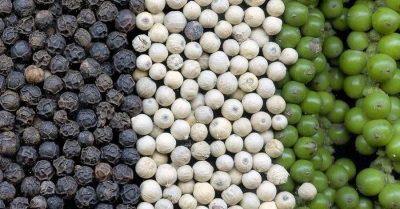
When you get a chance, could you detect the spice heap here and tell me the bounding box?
[132,0,301,208]
[0,0,143,208]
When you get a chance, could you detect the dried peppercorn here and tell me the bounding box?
[101,62,115,76]
[36,98,57,118]
[38,142,59,160]
[61,0,82,10]
[16,146,38,166]
[20,176,40,198]
[10,197,29,209]
[0,156,12,171]
[95,74,113,92]
[20,85,42,105]
[53,110,68,127]
[10,40,32,61]
[58,91,79,112]
[33,160,55,181]
[79,84,102,106]
[96,1,118,22]
[129,0,145,14]
[77,9,96,27]
[59,120,80,139]
[62,71,84,90]
[6,71,25,90]
[109,112,131,131]
[39,121,58,140]
[16,106,35,125]
[4,13,18,27]
[56,15,78,37]
[77,131,94,147]
[24,65,44,84]
[95,102,115,126]
[77,109,98,130]
[0,90,20,111]
[74,165,94,186]
[40,181,56,196]
[106,31,128,51]
[94,162,112,182]
[30,196,47,209]
[0,0,12,15]
[120,148,139,165]
[35,10,54,30]
[74,186,98,208]
[96,203,113,209]
[0,181,15,201]
[49,55,69,74]
[74,28,91,47]
[79,58,102,79]
[22,126,41,145]
[96,181,119,202]
[120,184,140,205]
[89,42,110,63]
[185,21,204,41]
[4,163,25,184]
[1,27,19,45]
[94,126,113,144]
[106,89,124,106]
[112,164,133,184]
[120,95,142,117]
[17,16,35,35]
[89,21,108,39]
[80,146,101,166]
[115,74,135,94]
[64,43,86,64]
[56,176,78,199]
[29,31,47,50]
[46,196,64,209]
[118,129,137,147]
[0,111,15,131]
[0,54,14,76]
[0,131,20,156]
[13,0,35,17]
[114,9,136,33]
[46,33,66,55]
[43,75,64,94]
[101,143,121,164]
[63,140,81,158]
[53,156,74,176]
[33,50,52,68]
[112,50,136,73]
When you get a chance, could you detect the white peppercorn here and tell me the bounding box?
[210,171,231,191]
[225,6,244,25]
[260,129,274,143]
[185,111,196,126]
[149,43,169,62]
[244,0,265,6]
[137,202,155,209]
[263,42,282,61]
[240,192,260,209]
[256,78,275,99]
[164,71,183,89]
[195,0,212,6]
[262,16,283,36]
[211,0,229,13]
[279,48,298,65]
[244,132,264,153]
[267,61,286,81]
[132,34,152,53]
[149,23,169,43]
[166,33,186,54]
[171,98,191,119]
[267,164,289,185]
[232,23,251,43]
[266,0,285,17]
[230,89,247,101]
[132,114,154,135]
[266,95,286,114]
[155,164,178,187]
[252,153,272,173]
[256,181,276,202]
[164,11,187,33]
[192,161,214,182]
[177,165,194,182]
[225,134,244,153]
[228,206,244,209]
[136,157,157,179]
[242,93,263,114]
[244,7,265,27]
[181,60,201,79]
[193,182,215,205]
[163,185,182,204]
[229,168,243,185]
[166,54,184,71]
[199,9,219,28]
[140,180,162,205]
[229,0,243,4]
[205,89,225,110]
[179,180,196,194]
[191,93,205,110]
[265,139,284,158]
[250,28,270,47]
[234,151,253,173]
[209,51,230,74]
[152,12,165,24]
[209,117,232,140]
[248,57,268,77]
[223,39,240,57]
[155,133,176,154]
[221,185,243,205]
[155,85,176,106]
[196,53,209,71]
[179,194,197,209]
[184,42,203,60]
[136,55,153,71]
[197,70,217,91]
[216,154,234,172]
[166,0,187,9]
[150,124,164,139]
[272,114,288,130]
[232,118,252,137]
[171,146,191,166]
[199,32,221,54]
[239,39,259,60]
[298,182,317,201]
[149,63,167,80]
[217,72,239,95]
[152,151,168,166]
[183,1,201,20]
[153,108,174,129]
[221,99,244,121]
[191,141,211,160]
[181,79,199,100]
[250,111,272,132]
[238,72,259,92]
[190,123,208,142]
[229,55,249,76]
[133,69,149,81]
[259,202,277,209]
[146,0,166,13]
[136,12,155,31]
[275,191,296,209]
[210,140,226,157]
[170,119,190,140]
[155,199,173,209]
[209,199,228,209]
[194,106,214,124]
[241,170,262,189]
[214,20,233,39]
[136,77,157,99]
[143,98,159,116]
[137,136,156,156]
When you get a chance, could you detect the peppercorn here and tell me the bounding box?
[101,143,121,164]
[79,84,102,106]
[120,95,143,117]
[94,126,114,144]
[19,85,42,106]
[74,28,92,47]
[120,184,140,205]
[95,162,112,181]
[45,33,66,55]
[16,146,38,166]
[120,147,139,166]
[43,75,64,94]
[49,55,69,74]
[17,16,35,35]
[30,196,47,209]
[16,106,35,124]
[39,121,58,140]
[0,111,15,131]
[64,43,86,64]
[80,58,102,79]
[115,9,136,33]
[106,89,124,106]
[74,186,98,208]
[0,0,12,15]
[112,50,136,73]
[62,71,84,90]
[0,76,5,94]
[77,9,96,28]
[0,55,14,76]
[96,1,118,22]
[96,181,119,202]
[89,21,108,39]
[22,126,41,145]
[62,140,81,158]
[29,31,47,50]
[53,156,74,176]
[80,146,101,166]
[95,74,113,92]
[46,196,64,209]
[4,163,25,184]
[0,90,20,111]
[10,40,32,61]
[185,21,204,40]
[38,141,59,160]
[0,131,20,156]
[89,42,110,63]
[35,10,54,30]
[53,110,68,126]
[33,50,52,68]
[20,176,41,198]
[33,160,55,181]
[109,112,131,131]
[56,176,78,199]
[106,31,128,51]
[96,203,113,209]
[0,181,16,201]
[58,91,79,112]
[74,165,94,186]
[77,131,95,147]
[6,71,25,90]
[40,181,56,197]
[2,27,19,45]
[13,0,35,17]
[59,120,80,139]
[4,12,18,27]
[115,74,135,94]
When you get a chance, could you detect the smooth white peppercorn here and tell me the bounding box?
[149,43,169,62]
[199,32,221,53]
[193,161,214,182]
[132,34,152,53]
[155,164,178,187]
[225,134,244,153]
[298,182,317,201]
[166,0,187,9]
[141,179,163,203]
[191,141,211,160]
[179,194,197,209]
[171,146,191,166]
[131,114,153,135]
[155,85,176,106]
[190,123,208,142]
[198,53,209,70]
[221,185,243,205]
[149,23,169,43]
[242,93,263,114]
[184,42,203,60]
[164,71,183,89]
[177,165,194,182]
[244,0,265,6]
[155,133,176,154]
[256,78,275,99]
[171,98,191,119]
[137,202,155,209]
[216,154,234,172]
[244,132,264,153]
[238,72,258,92]
[199,9,219,28]
[181,60,201,79]
[217,72,239,95]
[257,181,276,202]
[210,140,226,157]
[183,1,201,20]
[205,89,225,110]
[265,139,284,158]
[234,151,253,173]
[244,7,265,27]
[196,206,208,209]
[232,118,252,137]
[209,51,230,74]
[262,16,283,36]
[197,70,217,91]
[136,77,157,99]
[229,168,243,185]
[259,202,277,209]
[163,185,182,204]
[133,69,149,81]
[179,180,195,194]
[180,79,199,100]
[266,0,285,17]
[193,182,215,205]
[149,63,167,80]
[230,88,246,101]
[170,119,190,140]
[214,20,233,39]
[210,171,231,191]
[185,111,197,126]
[209,117,232,140]
[221,99,243,121]
[164,11,187,33]
[146,0,166,13]
[166,54,184,71]
[267,61,287,81]
[211,0,229,13]
[210,199,228,209]
[195,0,212,6]
[229,55,248,76]
[239,39,259,59]
[250,28,270,47]
[136,55,153,71]
[275,191,296,209]
[166,33,186,54]
[136,12,155,31]
[252,153,272,173]
[232,23,251,42]
[191,93,205,109]
[152,12,165,24]
[229,0,243,4]
[248,56,268,76]
[153,108,174,129]
[225,6,244,25]
[272,114,288,130]
[194,106,214,124]
[267,164,289,185]
[150,124,164,139]
[240,192,260,209]
[155,199,173,209]
[279,48,298,65]
[136,157,157,179]
[250,111,272,132]
[223,39,240,57]
[266,95,286,114]
[137,136,156,156]
[143,98,159,116]
[263,42,281,61]
[260,129,274,143]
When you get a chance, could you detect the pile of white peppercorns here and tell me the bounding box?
[131,0,300,208]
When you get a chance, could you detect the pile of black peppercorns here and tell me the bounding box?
[0,0,143,208]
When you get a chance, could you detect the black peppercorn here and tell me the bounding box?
[29,30,47,50]
[77,109,98,130]
[95,74,113,92]
[13,0,35,17]
[62,70,84,90]
[38,141,59,160]
[129,0,145,14]
[33,160,55,181]
[46,196,64,209]
[20,176,41,198]
[43,75,64,94]
[30,196,47,209]
[33,50,52,68]
[80,58,102,79]
[80,146,101,166]
[96,181,119,202]
[0,0,12,15]
[96,1,118,22]
[35,10,54,30]
[49,55,69,74]
[89,21,108,39]
[17,16,35,35]
[10,40,32,61]
[101,143,121,164]
[120,184,140,205]
[119,129,138,147]
[57,15,78,37]
[94,162,112,182]
[77,9,96,28]
[0,156,12,171]
[24,65,45,84]
[74,28,92,47]
[58,91,79,112]
[96,203,113,209]
[1,26,19,45]
[114,9,136,33]
[113,50,136,73]
[89,42,110,63]
[56,176,78,199]
[120,95,142,117]
[53,156,74,176]
[59,120,80,139]
[16,106,36,125]
[22,126,41,145]
[61,0,82,10]
[20,85,42,105]
[116,74,135,94]
[46,33,66,55]
[74,186,98,208]
[0,181,16,201]
[96,101,115,122]
[94,126,113,144]
[120,148,139,166]
[109,112,131,131]
[73,165,93,186]
[16,146,38,166]
[0,111,15,131]
[0,131,20,156]
[64,43,86,64]
[79,84,102,106]
[0,54,14,76]
[62,140,81,158]
[53,109,68,127]
[4,163,25,184]
[101,62,115,76]
[40,180,56,196]
[10,197,29,209]
[106,89,124,106]
[77,131,94,147]
[106,31,128,51]
[39,121,59,140]
[112,164,133,184]
[4,13,18,27]
[36,98,57,118]
[6,71,25,90]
